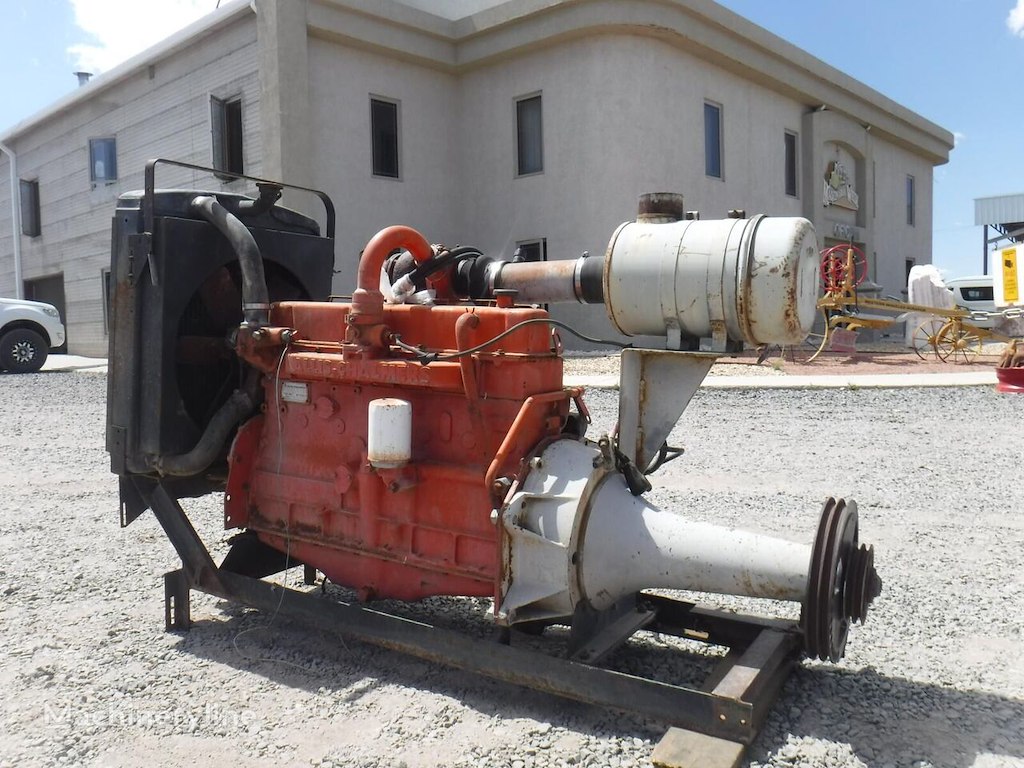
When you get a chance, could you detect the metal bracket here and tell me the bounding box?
[127,232,153,287]
[568,595,657,664]
[164,569,191,631]
[617,348,717,469]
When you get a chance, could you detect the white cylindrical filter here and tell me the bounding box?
[603,216,820,346]
[367,398,412,468]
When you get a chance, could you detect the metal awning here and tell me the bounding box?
[974,194,1024,273]
[975,193,1024,242]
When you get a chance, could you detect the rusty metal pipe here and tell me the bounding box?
[495,260,577,304]
[356,225,433,295]
[349,226,433,349]
[455,312,481,401]
[484,391,566,500]
[491,255,604,305]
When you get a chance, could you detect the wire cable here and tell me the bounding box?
[229,339,340,672]
[394,317,630,364]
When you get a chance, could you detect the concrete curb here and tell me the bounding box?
[568,370,998,390]
[40,356,999,390]
[41,355,109,373]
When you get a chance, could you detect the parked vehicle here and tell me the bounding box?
[945,275,997,329]
[0,297,66,373]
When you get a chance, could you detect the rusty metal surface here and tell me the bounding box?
[495,259,579,304]
[637,192,685,223]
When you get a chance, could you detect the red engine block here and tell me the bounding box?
[225,299,572,605]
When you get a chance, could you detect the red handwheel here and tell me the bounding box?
[820,244,867,293]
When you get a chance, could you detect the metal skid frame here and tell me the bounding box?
[144,479,801,768]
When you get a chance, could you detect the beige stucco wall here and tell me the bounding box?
[306,37,461,292]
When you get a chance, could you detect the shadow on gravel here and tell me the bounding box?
[754,665,1024,768]
[170,596,713,745]
[167,593,1023,767]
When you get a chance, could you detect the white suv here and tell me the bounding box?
[0,298,67,373]
[945,276,997,330]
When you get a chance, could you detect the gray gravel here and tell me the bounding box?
[1,371,1022,768]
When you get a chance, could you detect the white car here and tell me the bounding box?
[0,297,67,373]
[945,276,997,330]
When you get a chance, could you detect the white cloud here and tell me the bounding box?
[953,131,966,148]
[68,0,215,74]
[1009,0,1024,37]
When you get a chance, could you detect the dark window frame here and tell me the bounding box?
[19,179,40,237]
[906,175,916,227]
[89,137,118,185]
[515,93,543,177]
[784,130,798,197]
[704,101,723,179]
[211,95,244,180]
[514,237,548,263]
[370,97,401,180]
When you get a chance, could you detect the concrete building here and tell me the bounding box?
[0,0,954,356]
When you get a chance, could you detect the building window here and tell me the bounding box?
[19,179,40,237]
[211,96,244,179]
[370,97,400,179]
[514,238,547,263]
[906,175,916,226]
[784,131,798,197]
[89,138,117,184]
[704,102,722,179]
[516,94,543,176]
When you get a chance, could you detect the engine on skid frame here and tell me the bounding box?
[108,167,881,723]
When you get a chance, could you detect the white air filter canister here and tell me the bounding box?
[367,398,412,468]
[603,216,820,346]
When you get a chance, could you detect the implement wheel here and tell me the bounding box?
[911,319,945,361]
[936,324,983,364]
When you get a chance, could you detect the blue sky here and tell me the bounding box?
[3,0,1022,279]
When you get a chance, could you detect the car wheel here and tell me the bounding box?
[0,328,48,373]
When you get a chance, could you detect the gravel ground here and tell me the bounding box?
[1,370,1023,768]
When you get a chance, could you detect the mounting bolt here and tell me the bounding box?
[489,509,499,525]
[529,457,543,470]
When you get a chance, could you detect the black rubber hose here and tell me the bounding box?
[153,373,261,477]
[189,194,270,326]
[408,246,483,285]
